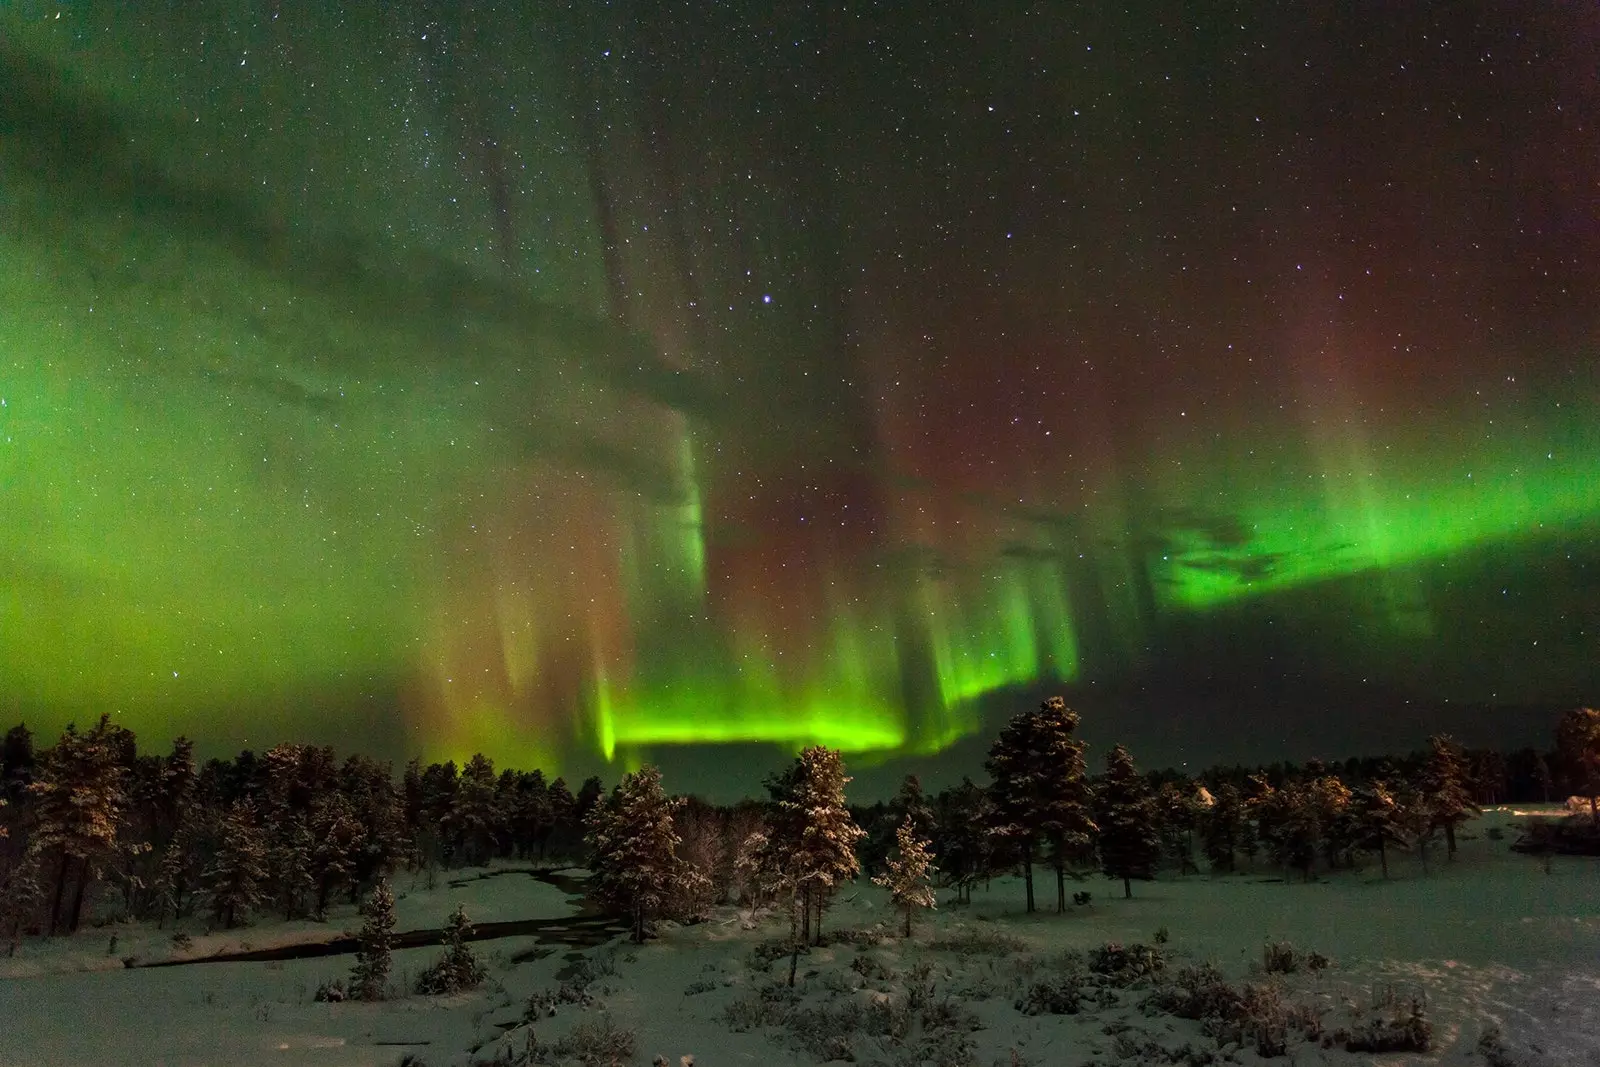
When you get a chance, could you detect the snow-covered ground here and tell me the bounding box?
[1,806,1595,1066]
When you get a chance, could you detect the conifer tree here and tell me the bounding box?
[26,715,133,933]
[1556,708,1600,824]
[1094,745,1161,898]
[1201,782,1246,873]
[768,746,865,944]
[445,754,500,866]
[1421,734,1480,858]
[1350,782,1409,879]
[416,902,487,994]
[986,697,1096,913]
[935,777,996,904]
[873,817,936,937]
[350,876,396,1000]
[205,799,270,928]
[584,764,701,942]
[310,791,367,913]
[273,816,317,919]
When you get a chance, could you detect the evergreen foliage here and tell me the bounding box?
[933,776,996,904]
[1421,734,1480,857]
[986,697,1096,913]
[584,764,703,942]
[350,876,396,1000]
[26,715,133,933]
[1350,781,1409,879]
[1094,745,1161,898]
[205,799,270,928]
[873,817,937,937]
[764,746,866,946]
[416,902,487,995]
[1201,782,1246,873]
[445,753,500,866]
[1556,708,1600,823]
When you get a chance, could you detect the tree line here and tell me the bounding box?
[1,704,1597,960]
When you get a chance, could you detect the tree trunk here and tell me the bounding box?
[1021,845,1035,914]
[1445,823,1457,858]
[813,894,824,946]
[1055,859,1066,913]
[903,907,911,938]
[49,853,70,936]
[68,859,90,934]
[801,887,811,944]
[1123,875,1131,899]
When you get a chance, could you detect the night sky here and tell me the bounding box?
[1,2,1595,797]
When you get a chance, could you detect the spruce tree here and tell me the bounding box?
[416,902,487,994]
[205,799,270,928]
[872,817,936,937]
[773,746,865,945]
[1556,708,1600,824]
[1094,745,1161,898]
[1421,734,1480,858]
[585,764,700,943]
[445,754,500,866]
[986,697,1096,913]
[350,876,396,1000]
[935,777,995,904]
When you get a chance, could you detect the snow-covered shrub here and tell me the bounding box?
[926,925,1027,956]
[1338,995,1430,1053]
[312,977,346,1002]
[1087,941,1166,985]
[414,904,486,995]
[1260,939,1327,974]
[1015,974,1084,1015]
[1142,961,1242,1021]
[720,984,797,1031]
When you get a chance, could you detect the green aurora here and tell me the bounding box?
[0,4,1595,789]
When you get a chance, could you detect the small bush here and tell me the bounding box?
[1342,996,1431,1053]
[1015,975,1083,1015]
[927,926,1028,956]
[1143,961,1242,1021]
[1087,941,1165,985]
[170,931,193,953]
[682,978,717,997]
[1261,940,1326,974]
[313,977,347,1003]
[526,1015,638,1067]
[721,985,796,1031]
[821,926,889,948]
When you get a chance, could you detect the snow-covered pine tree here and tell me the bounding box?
[445,754,501,867]
[26,715,133,934]
[273,816,317,919]
[205,799,270,928]
[584,764,700,943]
[1201,782,1246,873]
[986,697,1096,913]
[1421,734,1480,858]
[310,791,366,914]
[1093,745,1161,898]
[935,776,996,904]
[1154,779,1205,875]
[416,902,487,994]
[1350,781,1409,879]
[1556,708,1600,824]
[350,876,396,1000]
[872,817,936,937]
[771,746,865,945]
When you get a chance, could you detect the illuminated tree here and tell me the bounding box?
[1201,782,1246,873]
[26,715,132,934]
[873,817,936,937]
[205,799,270,928]
[1421,734,1480,858]
[934,776,996,904]
[986,697,1096,913]
[767,746,865,945]
[310,792,366,913]
[445,753,500,866]
[584,764,701,943]
[1094,745,1161,898]
[350,876,396,1000]
[1350,781,1409,879]
[1556,708,1600,824]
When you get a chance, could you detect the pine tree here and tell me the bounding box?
[935,777,996,904]
[584,764,701,943]
[1201,782,1246,873]
[205,799,270,928]
[986,697,1096,913]
[1556,708,1600,824]
[26,715,133,934]
[350,876,396,1000]
[310,791,366,913]
[1421,734,1480,858]
[1350,782,1409,879]
[873,817,936,937]
[1094,745,1161,898]
[769,747,865,945]
[445,754,500,867]
[416,903,487,994]
[273,816,317,919]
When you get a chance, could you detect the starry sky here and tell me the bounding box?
[1,2,1595,796]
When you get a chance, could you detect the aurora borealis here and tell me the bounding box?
[1,3,1595,792]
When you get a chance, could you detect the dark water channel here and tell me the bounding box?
[138,867,630,968]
